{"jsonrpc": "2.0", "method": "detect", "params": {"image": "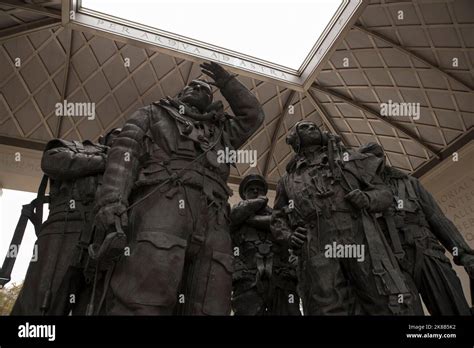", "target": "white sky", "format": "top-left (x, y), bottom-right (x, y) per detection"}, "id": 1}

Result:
top-left (0, 188), bottom-right (46, 288)
top-left (81, 0), bottom-right (343, 70)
